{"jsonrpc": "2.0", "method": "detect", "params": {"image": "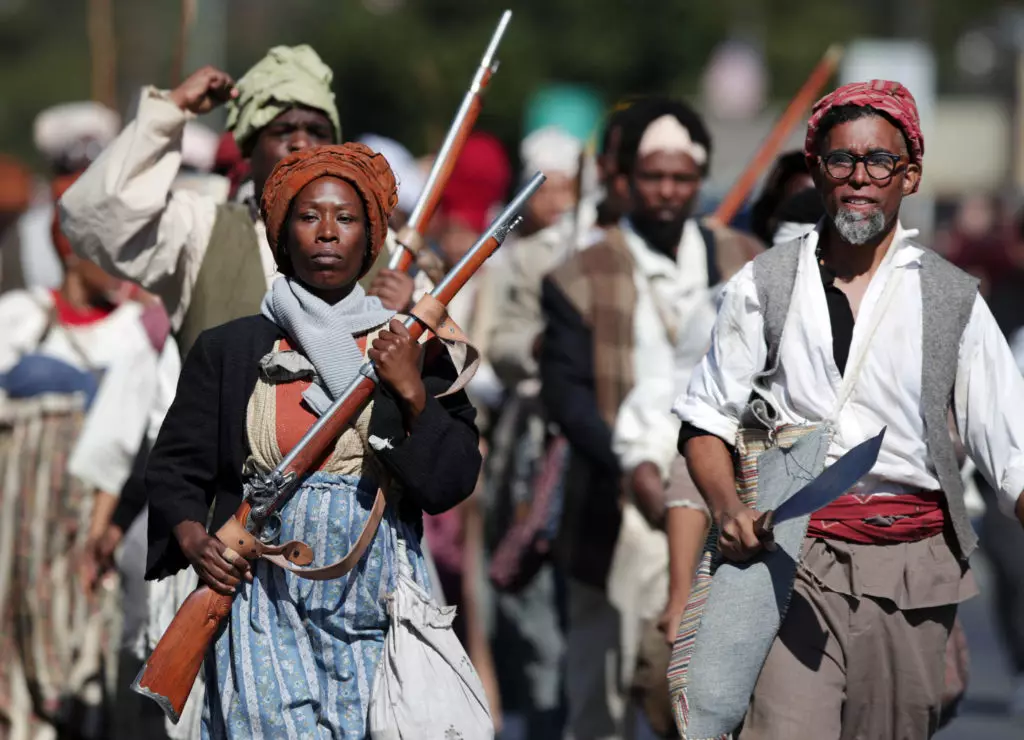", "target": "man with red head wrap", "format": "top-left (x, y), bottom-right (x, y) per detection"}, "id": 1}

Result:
top-left (672, 80), bottom-right (1024, 739)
